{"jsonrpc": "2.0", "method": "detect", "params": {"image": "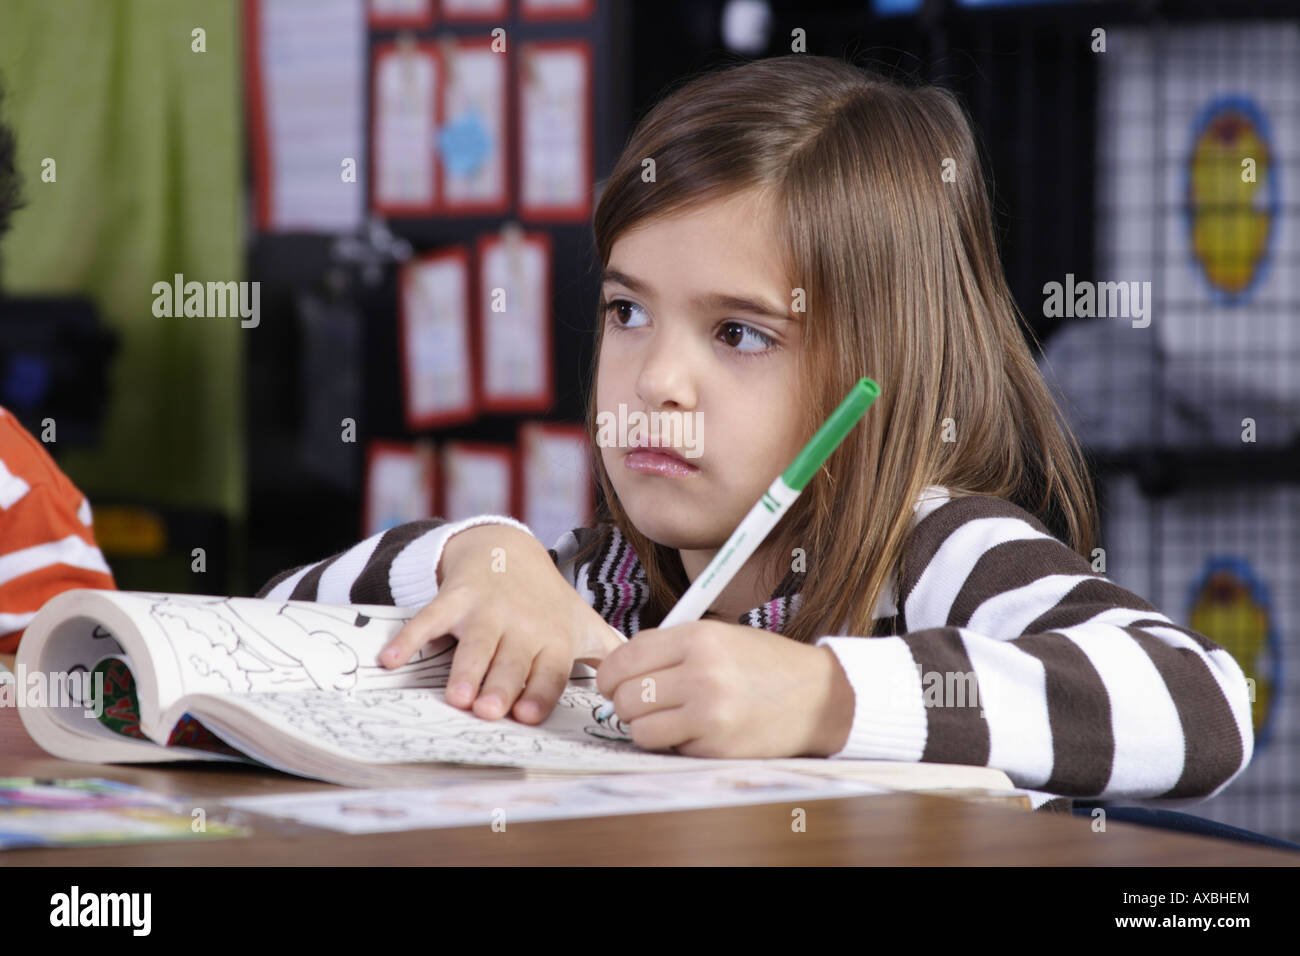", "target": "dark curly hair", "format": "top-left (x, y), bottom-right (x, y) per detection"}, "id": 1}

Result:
top-left (0, 80), bottom-right (22, 240)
